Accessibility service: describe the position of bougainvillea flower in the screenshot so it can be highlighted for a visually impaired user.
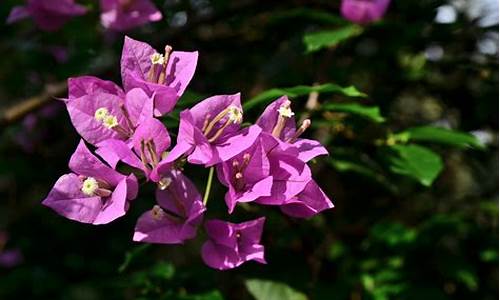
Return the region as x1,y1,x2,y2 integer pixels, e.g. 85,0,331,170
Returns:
133,170,205,244
95,117,171,180
280,180,334,218
201,217,266,270
256,96,328,162
0,232,23,268
100,0,162,31
66,85,153,146
0,249,23,268
254,136,312,206
6,0,87,31
46,45,69,64
340,0,391,24
42,140,138,225
216,138,273,213
166,94,262,166
120,36,198,115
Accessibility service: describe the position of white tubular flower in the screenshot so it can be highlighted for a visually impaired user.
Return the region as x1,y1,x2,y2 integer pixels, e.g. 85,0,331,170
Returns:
227,106,243,124
94,107,109,121
151,205,165,220
81,177,99,196
277,105,294,118
150,52,165,65
103,115,119,129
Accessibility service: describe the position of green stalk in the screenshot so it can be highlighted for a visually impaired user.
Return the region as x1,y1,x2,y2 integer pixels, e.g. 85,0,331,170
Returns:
202,167,215,206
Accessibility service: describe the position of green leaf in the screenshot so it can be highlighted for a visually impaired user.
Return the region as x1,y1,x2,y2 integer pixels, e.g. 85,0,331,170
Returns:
386,144,444,186
396,126,484,149
327,242,346,261
323,103,385,123
270,8,347,25
118,244,151,273
329,158,396,192
176,90,205,108
361,274,376,292
244,83,366,110
456,269,478,291
330,159,380,178
162,110,180,129
480,249,498,262
303,25,363,53
177,290,225,300
245,279,308,300
370,223,417,247
150,261,175,280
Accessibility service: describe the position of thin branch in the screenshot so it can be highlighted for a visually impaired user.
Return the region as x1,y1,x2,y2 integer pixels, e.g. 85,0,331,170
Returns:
0,82,67,129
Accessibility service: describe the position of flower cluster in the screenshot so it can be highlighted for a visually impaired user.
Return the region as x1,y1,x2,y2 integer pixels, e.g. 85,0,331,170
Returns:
7,0,162,32
42,36,333,270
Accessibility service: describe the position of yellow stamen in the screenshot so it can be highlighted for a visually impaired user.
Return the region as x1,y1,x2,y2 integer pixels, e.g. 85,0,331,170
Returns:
140,140,149,170
150,52,165,65
203,105,242,137
201,114,211,132
146,140,159,167
287,119,311,143
207,118,232,143
157,45,173,84
272,100,293,138
119,103,135,132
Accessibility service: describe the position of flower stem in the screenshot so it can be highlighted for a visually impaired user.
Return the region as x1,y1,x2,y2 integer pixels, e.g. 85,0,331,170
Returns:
202,167,215,206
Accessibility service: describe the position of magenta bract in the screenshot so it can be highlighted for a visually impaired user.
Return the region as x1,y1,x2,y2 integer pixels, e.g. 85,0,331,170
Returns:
120,36,198,116
256,96,328,162
133,170,205,244
166,94,262,166
66,83,153,146
201,217,266,270
7,0,87,31
280,180,334,218
216,138,273,213
100,0,162,31
42,140,138,225
95,117,171,181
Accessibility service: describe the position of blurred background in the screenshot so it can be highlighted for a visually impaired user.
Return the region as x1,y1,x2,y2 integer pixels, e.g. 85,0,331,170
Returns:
0,0,498,299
